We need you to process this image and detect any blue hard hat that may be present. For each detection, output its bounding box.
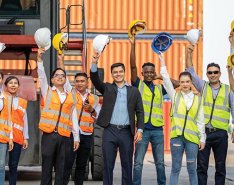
[151,32,173,54]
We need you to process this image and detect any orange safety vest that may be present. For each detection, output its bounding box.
[74,90,99,133]
[12,98,27,145]
[39,88,76,137]
[0,94,12,143]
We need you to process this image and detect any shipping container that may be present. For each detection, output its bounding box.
[64,39,203,84]
[60,0,203,34]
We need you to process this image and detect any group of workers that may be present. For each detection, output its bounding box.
[0,28,233,185]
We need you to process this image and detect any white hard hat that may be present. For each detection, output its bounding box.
[186,29,200,45]
[34,27,51,50]
[92,34,111,54]
[0,42,6,53]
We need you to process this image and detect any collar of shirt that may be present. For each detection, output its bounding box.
[117,82,129,89]
[52,86,69,94]
[76,89,90,102]
[181,91,194,99]
[208,81,222,90]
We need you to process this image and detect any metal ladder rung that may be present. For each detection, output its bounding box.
[66,70,82,76]
[64,60,82,66]
[64,50,82,56]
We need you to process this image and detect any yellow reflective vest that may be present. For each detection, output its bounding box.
[138,80,163,127]
[202,82,230,131]
[170,92,202,145]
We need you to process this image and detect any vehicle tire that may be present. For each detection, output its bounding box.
[91,123,104,180]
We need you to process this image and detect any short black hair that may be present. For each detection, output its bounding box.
[179,71,192,81]
[142,62,155,68]
[207,63,220,71]
[111,62,125,72]
[75,72,88,79]
[51,68,66,79]
[4,76,20,86]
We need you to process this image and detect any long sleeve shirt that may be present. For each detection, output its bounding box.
[90,63,143,133]
[160,66,206,143]
[37,61,80,142]
[64,80,101,135]
[186,67,234,125]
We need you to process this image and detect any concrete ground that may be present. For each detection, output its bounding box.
[5,141,234,185]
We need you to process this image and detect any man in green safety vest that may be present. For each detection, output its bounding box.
[186,40,234,185]
[130,35,178,185]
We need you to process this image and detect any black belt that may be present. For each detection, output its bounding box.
[205,127,221,133]
[109,124,130,129]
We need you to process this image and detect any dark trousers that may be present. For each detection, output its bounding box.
[41,132,70,185]
[74,134,93,185]
[63,134,93,185]
[197,130,228,185]
[103,125,134,185]
[8,142,22,185]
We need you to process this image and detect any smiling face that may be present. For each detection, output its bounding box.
[142,66,156,82]
[111,66,125,84]
[206,66,221,85]
[51,69,66,87]
[74,75,88,94]
[5,78,19,95]
[179,75,192,94]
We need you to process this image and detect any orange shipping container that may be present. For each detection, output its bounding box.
[60,0,203,33]
[69,39,203,84]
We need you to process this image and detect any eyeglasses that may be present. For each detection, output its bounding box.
[207,71,219,75]
[54,74,65,78]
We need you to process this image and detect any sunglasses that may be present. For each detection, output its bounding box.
[207,71,219,75]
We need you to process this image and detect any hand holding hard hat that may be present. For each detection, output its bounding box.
[151,32,173,54]
[128,20,146,39]
[227,54,234,68]
[187,29,200,45]
[52,32,68,55]
[0,42,6,53]
[34,27,51,50]
[92,34,111,54]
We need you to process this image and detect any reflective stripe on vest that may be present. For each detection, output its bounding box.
[170,92,201,145]
[13,123,24,131]
[74,90,99,133]
[202,82,230,131]
[0,95,13,143]
[138,81,163,126]
[11,98,27,145]
[39,88,76,136]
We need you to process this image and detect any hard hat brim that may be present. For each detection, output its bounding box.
[151,33,173,54]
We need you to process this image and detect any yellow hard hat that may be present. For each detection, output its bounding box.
[52,32,68,54]
[128,20,146,38]
[227,54,234,68]
[231,20,234,30]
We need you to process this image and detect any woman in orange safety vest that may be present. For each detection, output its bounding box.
[1,76,29,185]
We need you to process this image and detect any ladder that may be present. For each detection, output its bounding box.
[59,0,87,83]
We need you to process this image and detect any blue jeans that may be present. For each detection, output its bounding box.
[133,129,166,185]
[9,142,22,185]
[0,143,8,185]
[170,136,198,185]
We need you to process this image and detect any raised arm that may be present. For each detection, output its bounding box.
[37,48,49,99]
[159,54,176,100]
[228,30,234,92]
[90,53,105,95]
[57,53,72,92]
[130,36,138,83]
[185,44,205,92]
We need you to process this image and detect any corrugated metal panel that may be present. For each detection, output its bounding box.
[60,0,203,33]
[64,39,202,84]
